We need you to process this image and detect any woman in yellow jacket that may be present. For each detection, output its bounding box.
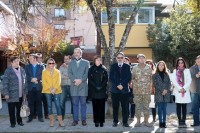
[42,58,64,127]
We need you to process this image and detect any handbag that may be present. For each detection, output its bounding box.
[149,95,155,108]
[20,97,30,118]
[0,92,2,109]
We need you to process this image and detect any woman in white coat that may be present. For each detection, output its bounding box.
[171,57,192,127]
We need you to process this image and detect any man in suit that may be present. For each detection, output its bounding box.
[68,48,90,126]
[109,52,131,127]
[25,54,44,123]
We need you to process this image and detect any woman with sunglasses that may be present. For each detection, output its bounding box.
[171,57,192,127]
[42,58,64,127]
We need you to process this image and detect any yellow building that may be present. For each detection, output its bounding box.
[100,0,167,62]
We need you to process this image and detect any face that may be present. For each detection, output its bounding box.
[178,60,184,68]
[158,62,165,72]
[95,58,102,66]
[116,54,124,64]
[37,57,42,63]
[48,60,55,69]
[11,58,20,68]
[73,49,81,59]
[124,59,129,64]
[137,57,146,64]
[196,58,200,67]
[64,56,71,64]
[29,56,37,64]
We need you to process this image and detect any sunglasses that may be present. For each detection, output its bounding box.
[48,63,55,65]
[117,57,123,59]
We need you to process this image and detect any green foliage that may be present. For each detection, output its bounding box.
[44,0,72,9]
[147,19,173,64]
[187,0,200,12]
[147,5,200,67]
[58,42,77,56]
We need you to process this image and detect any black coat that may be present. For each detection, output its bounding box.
[88,64,108,99]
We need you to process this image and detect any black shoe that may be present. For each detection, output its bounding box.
[159,123,163,128]
[26,118,32,123]
[100,123,104,127]
[191,124,199,127]
[163,122,166,128]
[95,123,99,127]
[82,120,87,126]
[112,122,118,127]
[71,121,78,126]
[33,115,37,119]
[38,118,44,122]
[10,124,15,128]
[123,123,129,127]
[18,122,24,126]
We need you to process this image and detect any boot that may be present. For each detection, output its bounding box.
[135,116,141,127]
[49,115,54,127]
[57,115,65,127]
[163,122,166,128]
[144,116,152,127]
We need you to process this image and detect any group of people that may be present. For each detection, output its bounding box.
[1,47,200,129]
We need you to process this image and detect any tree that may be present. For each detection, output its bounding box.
[187,0,200,12]
[3,24,67,64]
[147,19,174,69]
[147,5,200,67]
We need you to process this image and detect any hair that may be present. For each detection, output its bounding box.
[155,61,169,76]
[125,57,130,61]
[146,60,155,71]
[74,48,83,55]
[116,52,125,57]
[64,55,71,59]
[93,55,101,65]
[196,55,200,60]
[175,57,187,69]
[46,58,56,70]
[10,56,19,62]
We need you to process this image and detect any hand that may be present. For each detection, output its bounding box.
[5,95,9,100]
[31,78,38,83]
[74,79,82,86]
[198,72,200,76]
[117,85,123,90]
[162,89,167,95]
[50,88,56,95]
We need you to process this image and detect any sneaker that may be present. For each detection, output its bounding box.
[71,121,78,126]
[82,120,87,126]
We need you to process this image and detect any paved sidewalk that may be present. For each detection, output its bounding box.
[0,114,200,133]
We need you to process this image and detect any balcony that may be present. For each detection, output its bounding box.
[52,16,67,21]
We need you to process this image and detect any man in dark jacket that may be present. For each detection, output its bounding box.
[109,52,131,127]
[25,54,44,123]
[190,55,200,127]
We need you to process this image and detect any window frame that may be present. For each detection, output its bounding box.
[54,24,65,29]
[101,7,155,25]
[54,8,65,17]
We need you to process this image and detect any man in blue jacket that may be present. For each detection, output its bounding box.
[25,54,44,123]
[109,52,131,127]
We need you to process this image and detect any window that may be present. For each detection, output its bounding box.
[54,24,65,29]
[54,8,65,17]
[101,7,155,24]
[101,8,117,23]
[138,8,154,24]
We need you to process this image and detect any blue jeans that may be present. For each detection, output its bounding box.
[190,93,195,113]
[193,93,200,125]
[72,96,87,121]
[45,94,62,115]
[60,85,73,116]
[157,102,167,123]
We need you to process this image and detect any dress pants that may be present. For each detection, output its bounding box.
[111,93,129,124]
[28,89,43,119]
[8,97,23,125]
[92,99,105,123]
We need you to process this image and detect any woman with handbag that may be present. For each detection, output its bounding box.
[42,58,64,127]
[171,57,192,127]
[2,56,27,128]
[153,61,171,128]
[88,55,108,127]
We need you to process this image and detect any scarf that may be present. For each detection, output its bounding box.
[176,67,185,97]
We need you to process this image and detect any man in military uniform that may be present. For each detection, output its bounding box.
[132,54,152,127]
